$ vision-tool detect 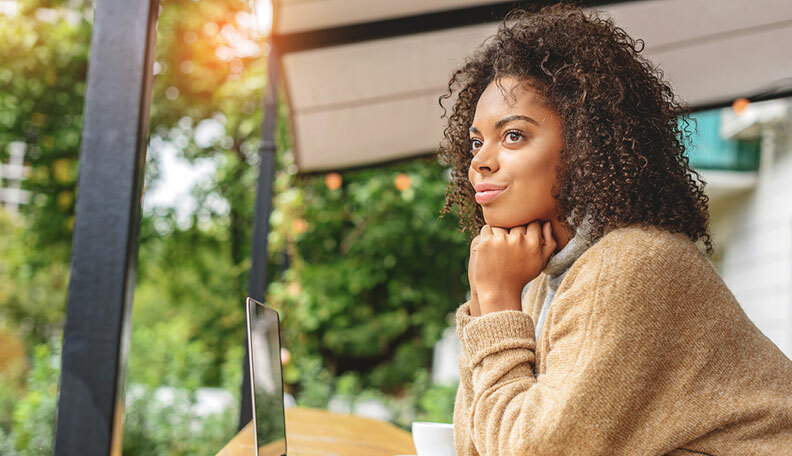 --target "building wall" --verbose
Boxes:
[714,120,792,359]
